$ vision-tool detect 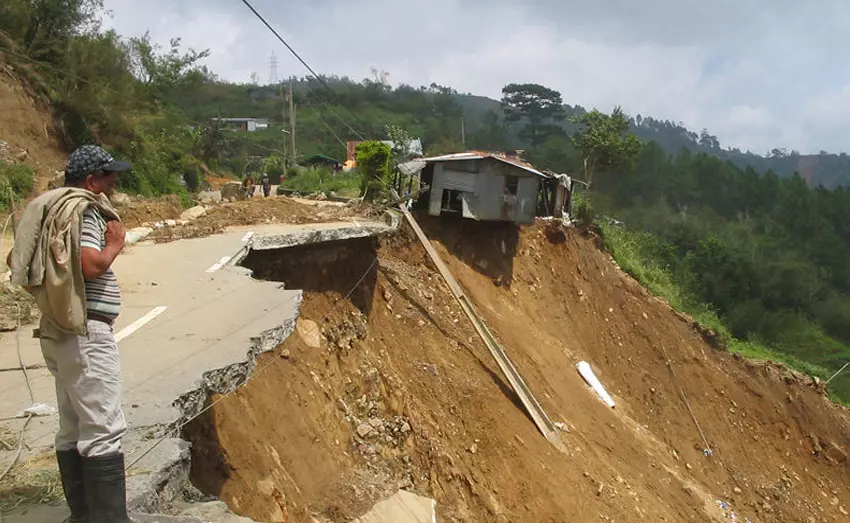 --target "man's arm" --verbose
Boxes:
[80,220,125,280]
